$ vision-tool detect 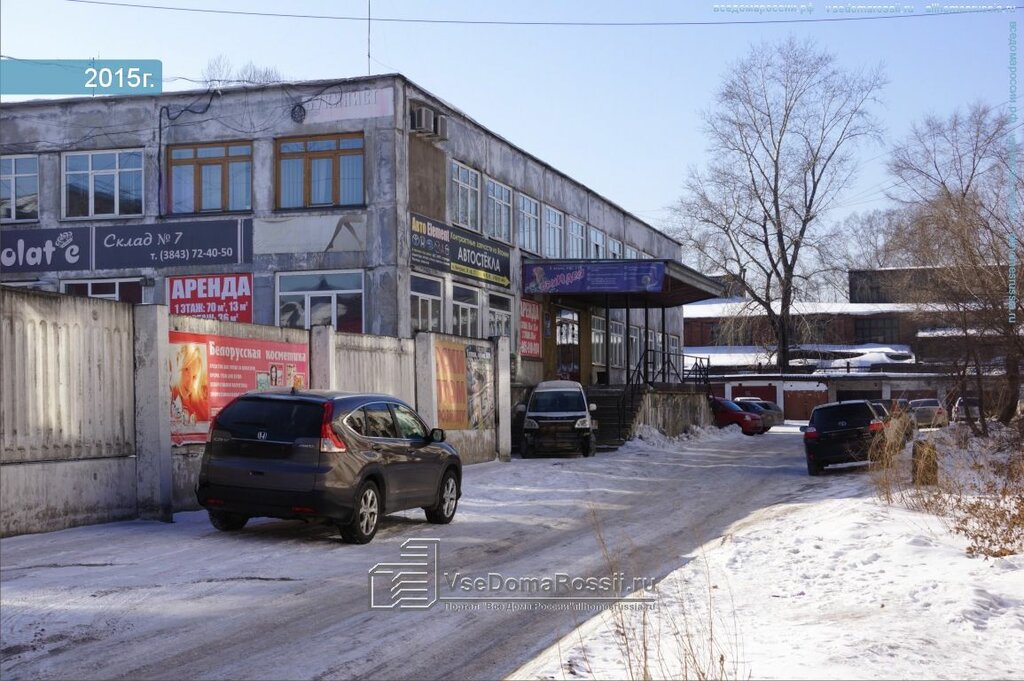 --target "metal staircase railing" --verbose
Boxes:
[614,350,711,441]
